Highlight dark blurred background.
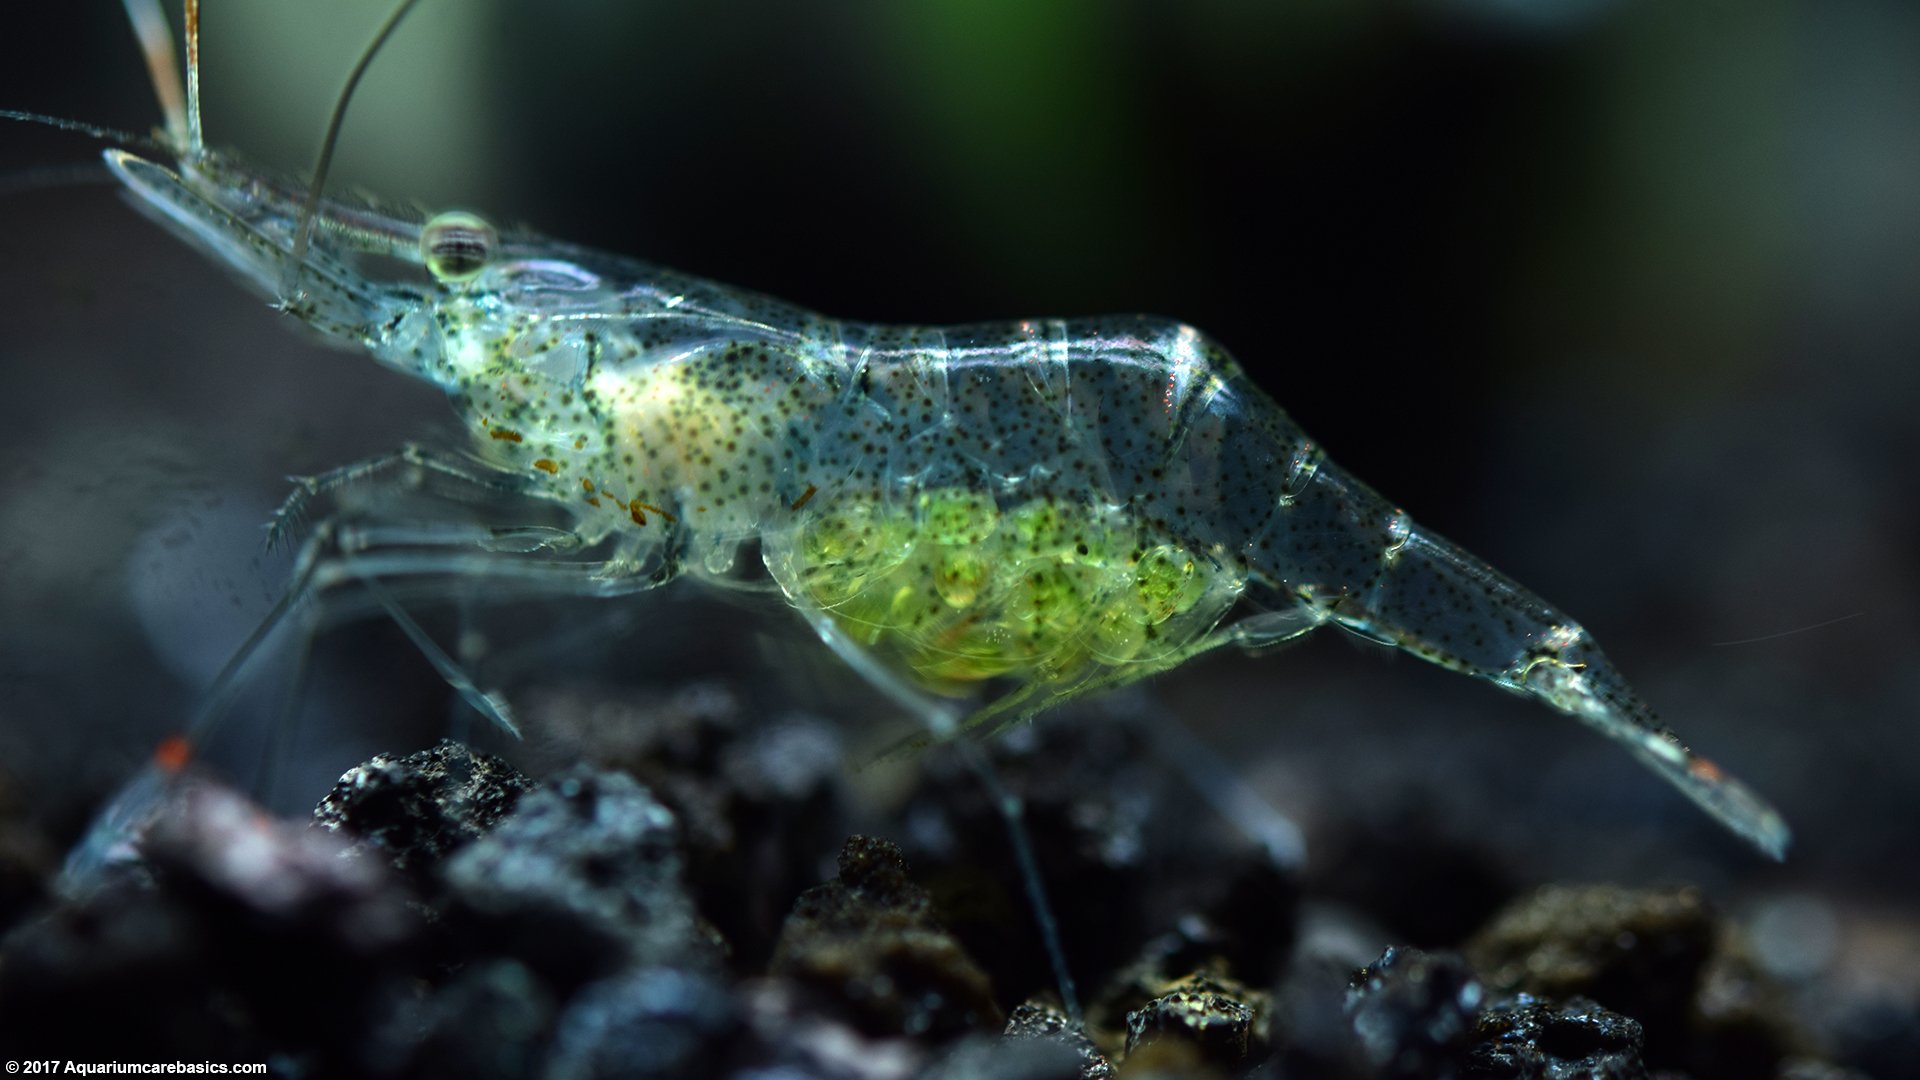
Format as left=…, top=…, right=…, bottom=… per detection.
left=0, top=0, right=1915, bottom=1025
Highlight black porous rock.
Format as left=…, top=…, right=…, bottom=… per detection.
left=1689, top=932, right=1810, bottom=1076
left=1462, top=994, right=1646, bottom=1080
left=0, top=779, right=422, bottom=1063
left=1124, top=970, right=1266, bottom=1072
left=769, top=834, right=1001, bottom=1041
left=1466, top=886, right=1713, bottom=1027
left=1464, top=884, right=1806, bottom=1075
left=145, top=780, right=421, bottom=950
left=1263, top=904, right=1396, bottom=1075
left=5, top=709, right=1881, bottom=1078
left=920, top=1030, right=1092, bottom=1080
left=895, top=709, right=1300, bottom=1005
left=389, top=958, right=557, bottom=1080
left=737, top=977, right=929, bottom=1079
left=442, top=764, right=720, bottom=989
left=543, top=966, right=740, bottom=1080
left=526, top=683, right=850, bottom=971
left=1004, top=1000, right=1115, bottom=1080
left=1088, top=861, right=1297, bottom=1034
left=0, top=870, right=242, bottom=1056
left=1344, top=946, right=1485, bottom=1079
left=313, top=738, right=534, bottom=880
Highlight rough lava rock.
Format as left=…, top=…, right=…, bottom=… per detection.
left=314, top=738, right=534, bottom=880
left=0, top=779, right=423, bottom=1063
left=0, top=722, right=1881, bottom=1078
left=1465, top=884, right=1806, bottom=1076
left=1465, top=885, right=1716, bottom=1034
left=1463, top=994, right=1648, bottom=1080
left=442, top=764, right=722, bottom=988
left=1123, top=970, right=1269, bottom=1071
left=770, top=834, right=1001, bottom=1041
left=1004, top=1000, right=1115, bottom=1079
left=525, top=683, right=851, bottom=971
left=542, top=966, right=740, bottom=1080
left=1344, top=946, right=1484, bottom=1079
left=896, top=710, right=1300, bottom=1006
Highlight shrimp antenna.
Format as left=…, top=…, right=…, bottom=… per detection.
left=0, top=0, right=180, bottom=158
left=285, top=0, right=426, bottom=300
left=0, top=110, right=166, bottom=154
left=121, top=0, right=192, bottom=152
left=182, top=0, right=204, bottom=153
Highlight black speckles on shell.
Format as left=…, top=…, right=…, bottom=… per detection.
left=441, top=271, right=1574, bottom=692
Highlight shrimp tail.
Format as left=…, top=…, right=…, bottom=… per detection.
left=1240, top=440, right=1790, bottom=859
left=1359, top=525, right=1792, bottom=859
left=1522, top=636, right=1792, bottom=860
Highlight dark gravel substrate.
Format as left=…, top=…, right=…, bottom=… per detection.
left=0, top=692, right=1906, bottom=1079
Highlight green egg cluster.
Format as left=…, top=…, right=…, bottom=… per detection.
left=781, top=488, right=1244, bottom=695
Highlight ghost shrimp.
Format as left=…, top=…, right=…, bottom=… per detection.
left=29, top=0, right=1788, bottom=866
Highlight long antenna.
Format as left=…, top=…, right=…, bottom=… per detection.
left=119, top=0, right=189, bottom=151
left=1, top=0, right=176, bottom=164
left=0, top=110, right=162, bottom=151
left=184, top=0, right=203, bottom=153
left=284, top=0, right=426, bottom=300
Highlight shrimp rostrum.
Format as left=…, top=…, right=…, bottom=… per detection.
left=84, top=6, right=1787, bottom=860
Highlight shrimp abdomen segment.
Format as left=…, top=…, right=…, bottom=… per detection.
left=1336, top=524, right=1573, bottom=679
left=1206, top=386, right=1789, bottom=856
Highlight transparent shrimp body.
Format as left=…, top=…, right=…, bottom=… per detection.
left=91, top=41, right=1787, bottom=861
left=410, top=250, right=1257, bottom=712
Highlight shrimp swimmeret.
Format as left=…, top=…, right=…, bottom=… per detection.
left=24, top=1, right=1787, bottom=863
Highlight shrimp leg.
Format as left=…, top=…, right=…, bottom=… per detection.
left=267, top=443, right=546, bottom=553
left=231, top=513, right=670, bottom=732
left=220, top=446, right=678, bottom=755
left=798, top=606, right=1083, bottom=1021
left=59, top=489, right=679, bottom=896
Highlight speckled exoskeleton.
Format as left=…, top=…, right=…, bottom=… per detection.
left=31, top=0, right=1787, bottom=864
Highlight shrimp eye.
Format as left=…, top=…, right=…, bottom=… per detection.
left=421, top=211, right=497, bottom=283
